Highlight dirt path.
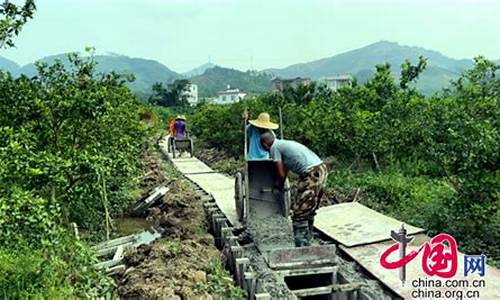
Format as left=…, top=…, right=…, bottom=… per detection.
left=114, top=146, right=244, bottom=299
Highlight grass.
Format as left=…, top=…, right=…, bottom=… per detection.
left=194, top=258, right=245, bottom=299
left=158, top=238, right=182, bottom=256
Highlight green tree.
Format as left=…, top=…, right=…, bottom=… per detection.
left=0, top=0, right=36, bottom=48
left=400, top=56, right=428, bottom=89
left=149, top=79, right=191, bottom=107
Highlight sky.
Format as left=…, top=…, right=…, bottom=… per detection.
left=2, top=0, right=499, bottom=72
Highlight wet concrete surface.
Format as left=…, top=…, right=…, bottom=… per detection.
left=245, top=245, right=297, bottom=299
left=247, top=208, right=295, bottom=254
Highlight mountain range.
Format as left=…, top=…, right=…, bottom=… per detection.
left=9, top=53, right=179, bottom=92
left=0, top=41, right=495, bottom=96
left=265, top=41, right=476, bottom=94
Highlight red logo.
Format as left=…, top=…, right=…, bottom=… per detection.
left=380, top=224, right=458, bottom=285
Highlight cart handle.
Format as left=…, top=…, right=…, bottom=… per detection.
left=244, top=108, right=248, bottom=160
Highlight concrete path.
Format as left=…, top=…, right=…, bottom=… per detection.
left=159, top=140, right=241, bottom=227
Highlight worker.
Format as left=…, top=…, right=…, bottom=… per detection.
left=167, top=117, right=176, bottom=152
left=260, top=132, right=328, bottom=247
left=174, top=115, right=187, bottom=139
left=168, top=118, right=176, bottom=137
left=242, top=111, right=278, bottom=160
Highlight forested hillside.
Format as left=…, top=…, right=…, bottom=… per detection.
left=17, top=53, right=180, bottom=92
left=189, top=66, right=272, bottom=97
left=266, top=41, right=474, bottom=94
left=0, top=56, right=19, bottom=74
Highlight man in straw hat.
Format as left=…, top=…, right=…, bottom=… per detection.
left=260, top=132, right=328, bottom=247
left=242, top=111, right=279, bottom=160
left=174, top=115, right=187, bottom=139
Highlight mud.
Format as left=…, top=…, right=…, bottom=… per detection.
left=146, top=180, right=204, bottom=239
left=117, top=238, right=219, bottom=299
left=115, top=144, right=242, bottom=299
left=139, top=149, right=167, bottom=197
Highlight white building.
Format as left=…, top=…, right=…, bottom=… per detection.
left=323, top=75, right=353, bottom=91
left=182, top=83, right=198, bottom=106
left=215, top=85, right=246, bottom=104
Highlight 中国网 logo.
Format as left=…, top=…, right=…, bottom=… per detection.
left=379, top=224, right=486, bottom=286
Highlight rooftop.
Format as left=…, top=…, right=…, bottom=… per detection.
left=324, top=74, right=352, bottom=81
left=271, top=76, right=311, bottom=82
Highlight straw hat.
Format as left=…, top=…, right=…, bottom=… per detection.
left=248, top=112, right=279, bottom=130
left=176, top=115, right=186, bottom=120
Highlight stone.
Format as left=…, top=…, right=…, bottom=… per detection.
left=192, top=270, right=207, bottom=283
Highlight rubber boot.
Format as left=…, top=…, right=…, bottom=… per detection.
left=293, top=221, right=310, bottom=247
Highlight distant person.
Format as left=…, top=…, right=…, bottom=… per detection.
left=242, top=111, right=278, bottom=160
left=168, top=118, right=176, bottom=137
left=167, top=117, right=176, bottom=152
left=261, top=132, right=327, bottom=247
left=174, top=115, right=187, bottom=139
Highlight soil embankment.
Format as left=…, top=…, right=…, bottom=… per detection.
left=114, top=147, right=243, bottom=299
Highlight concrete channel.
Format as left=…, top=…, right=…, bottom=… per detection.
left=159, top=140, right=398, bottom=300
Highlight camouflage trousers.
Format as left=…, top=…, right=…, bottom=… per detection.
left=292, top=163, right=328, bottom=222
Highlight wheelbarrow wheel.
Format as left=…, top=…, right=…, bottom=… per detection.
left=234, top=172, right=245, bottom=222
left=283, top=179, right=291, bottom=218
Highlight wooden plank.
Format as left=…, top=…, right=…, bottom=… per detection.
left=113, top=245, right=124, bottom=261
left=107, top=264, right=126, bottom=275
left=97, top=242, right=133, bottom=257
left=131, top=186, right=169, bottom=214
left=95, top=235, right=135, bottom=250
left=315, top=203, right=424, bottom=247
left=95, top=258, right=122, bottom=269
left=255, top=293, right=271, bottom=300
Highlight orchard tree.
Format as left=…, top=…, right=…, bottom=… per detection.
left=149, top=79, right=191, bottom=107
left=400, top=56, right=427, bottom=89
left=0, top=0, right=36, bottom=48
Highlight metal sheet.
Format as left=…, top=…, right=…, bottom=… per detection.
left=314, top=203, right=424, bottom=247
left=340, top=236, right=500, bottom=299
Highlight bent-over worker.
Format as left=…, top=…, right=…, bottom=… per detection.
left=261, top=132, right=328, bottom=247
